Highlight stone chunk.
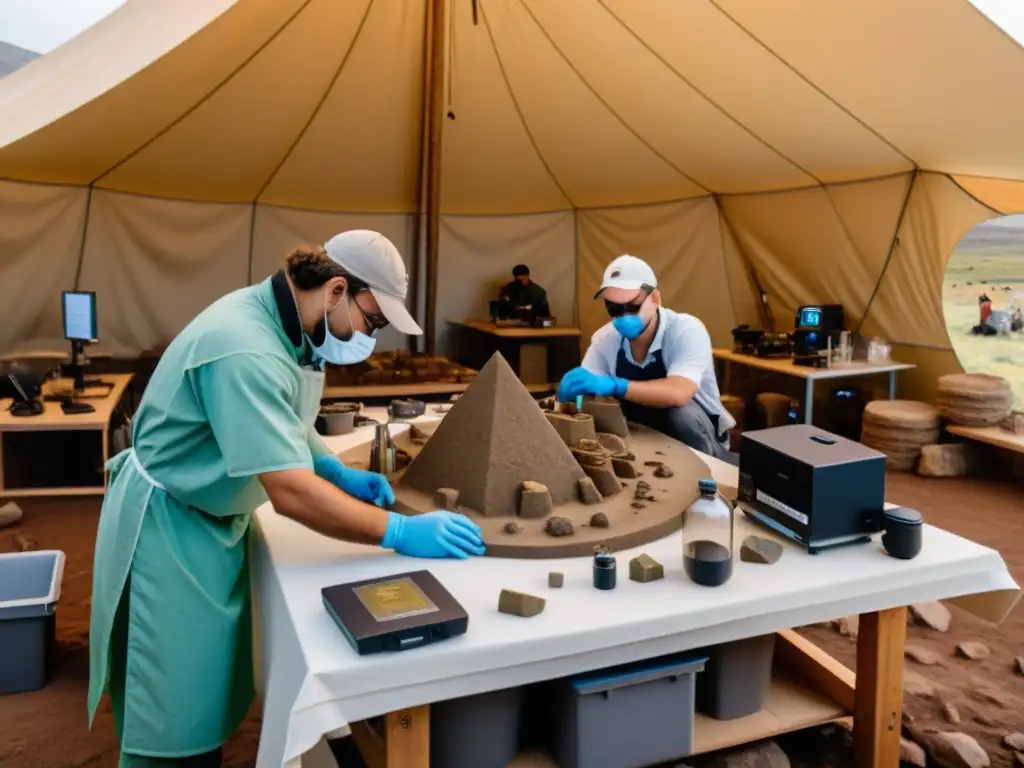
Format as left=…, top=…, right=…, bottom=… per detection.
left=918, top=443, right=969, bottom=478
left=740, top=535, right=783, bottom=565
left=653, top=464, right=674, bottom=478
left=901, top=737, right=927, bottom=767
left=1004, top=733, right=1024, bottom=751
left=0, top=501, right=23, bottom=529
left=956, top=641, right=990, bottom=660
left=581, top=397, right=630, bottom=437
left=910, top=601, right=952, bottom=632
left=545, top=410, right=597, bottom=447
left=433, top=487, right=460, bottom=509
left=596, top=432, right=628, bottom=455
left=589, top=512, right=609, bottom=528
left=905, top=644, right=941, bottom=665
left=629, top=554, right=664, bottom=583
left=519, top=480, right=553, bottom=519
left=926, top=731, right=990, bottom=768
left=498, top=589, right=545, bottom=618
left=503, top=522, right=520, bottom=535
left=583, top=463, right=622, bottom=497
left=611, top=457, right=637, bottom=478
left=544, top=516, right=574, bottom=537
left=548, top=571, right=564, bottom=588
left=1017, top=655, right=1024, bottom=676
left=942, top=700, right=962, bottom=724
left=577, top=477, right=603, bottom=505
left=835, top=615, right=859, bottom=639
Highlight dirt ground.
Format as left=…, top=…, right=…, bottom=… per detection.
left=0, top=471, right=1021, bottom=768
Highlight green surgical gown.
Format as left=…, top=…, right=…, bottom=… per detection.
left=88, top=277, right=332, bottom=758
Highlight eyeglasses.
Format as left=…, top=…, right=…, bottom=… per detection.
left=604, top=290, right=650, bottom=318
left=352, top=290, right=389, bottom=333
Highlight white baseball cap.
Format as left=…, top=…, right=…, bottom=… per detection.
left=594, top=254, right=658, bottom=299
left=324, top=230, right=422, bottom=335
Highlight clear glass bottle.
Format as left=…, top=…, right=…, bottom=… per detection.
left=682, top=478, right=734, bottom=587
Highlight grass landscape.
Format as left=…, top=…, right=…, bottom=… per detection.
left=942, top=214, right=1024, bottom=406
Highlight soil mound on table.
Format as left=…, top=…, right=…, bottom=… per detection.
left=397, top=353, right=586, bottom=516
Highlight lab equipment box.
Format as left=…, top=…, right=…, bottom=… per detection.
left=546, top=652, right=708, bottom=768
left=696, top=633, right=776, bottom=720
left=0, top=550, right=65, bottom=695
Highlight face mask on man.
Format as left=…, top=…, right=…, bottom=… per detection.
left=607, top=294, right=652, bottom=340
left=310, top=291, right=377, bottom=365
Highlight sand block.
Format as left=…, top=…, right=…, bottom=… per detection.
left=548, top=572, right=563, bottom=588
left=577, top=477, right=603, bottom=505
left=596, top=432, right=628, bottom=455
left=498, top=589, right=545, bottom=618
left=740, top=535, right=783, bottom=564
left=925, top=732, right=989, bottom=768
left=519, top=481, right=553, bottom=519
left=629, top=554, right=664, bottom=582
left=545, top=411, right=598, bottom=447
left=433, top=487, right=460, bottom=509
left=583, top=462, right=622, bottom=497
left=0, top=501, right=24, bottom=529
left=582, top=397, right=629, bottom=437
left=918, top=444, right=969, bottom=478
left=611, top=457, right=637, bottom=478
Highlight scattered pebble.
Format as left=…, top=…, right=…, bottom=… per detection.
left=1014, top=751, right=1024, bottom=768
left=903, top=670, right=936, bottom=698
left=0, top=501, right=24, bottom=529
left=1016, top=656, right=1024, bottom=676
left=653, top=464, right=674, bottom=478
left=835, top=615, right=859, bottom=639
left=503, top=522, right=519, bottom=535
left=910, top=601, right=952, bottom=632
left=905, top=644, right=941, bottom=665
left=13, top=534, right=37, bottom=552
left=589, top=512, right=609, bottom=529
left=544, top=516, right=574, bottom=537
left=957, top=641, right=991, bottom=661
left=926, top=731, right=990, bottom=768
left=739, top=535, right=783, bottom=565
left=643, top=460, right=662, bottom=467
left=942, top=700, right=962, bottom=724
left=901, top=737, right=927, bottom=767
left=631, top=501, right=646, bottom=509
left=1004, top=733, right=1024, bottom=751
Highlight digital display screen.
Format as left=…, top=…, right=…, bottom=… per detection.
left=63, top=291, right=97, bottom=341
left=354, top=576, right=439, bottom=623
left=799, top=307, right=822, bottom=328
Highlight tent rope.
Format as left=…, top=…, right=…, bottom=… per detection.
left=72, top=183, right=95, bottom=291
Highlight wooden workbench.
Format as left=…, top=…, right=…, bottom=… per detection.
left=0, top=374, right=133, bottom=498
left=448, top=318, right=581, bottom=388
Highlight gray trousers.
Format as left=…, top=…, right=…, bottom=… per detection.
left=655, top=401, right=739, bottom=466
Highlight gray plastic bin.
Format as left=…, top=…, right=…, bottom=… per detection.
left=696, top=633, right=775, bottom=720
left=0, top=550, right=65, bottom=695
left=430, top=686, right=524, bottom=768
left=551, top=653, right=708, bottom=768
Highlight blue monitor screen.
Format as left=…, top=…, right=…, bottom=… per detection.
left=799, top=307, right=822, bottom=328
left=63, top=291, right=97, bottom=342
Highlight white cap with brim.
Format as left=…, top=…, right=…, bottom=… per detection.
left=593, top=254, right=658, bottom=299
left=323, top=230, right=423, bottom=335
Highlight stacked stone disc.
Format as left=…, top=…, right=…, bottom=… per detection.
left=860, top=400, right=940, bottom=471
left=936, top=372, right=1013, bottom=426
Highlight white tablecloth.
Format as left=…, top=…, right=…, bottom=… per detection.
left=251, top=410, right=1020, bottom=768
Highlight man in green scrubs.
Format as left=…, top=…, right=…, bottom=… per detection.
left=89, top=231, right=485, bottom=766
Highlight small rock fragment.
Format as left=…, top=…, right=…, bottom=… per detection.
left=589, top=512, right=609, bottom=528
left=1017, top=656, right=1024, bottom=676
left=942, top=700, right=962, bottom=724
left=905, top=644, right=941, bottom=665
left=577, top=477, right=603, bottom=505
left=643, top=460, right=662, bottom=467
left=596, top=433, right=628, bottom=455
left=708, top=740, right=790, bottom=768
left=1004, top=733, right=1024, bottom=751
left=497, top=589, right=545, bottom=618
left=655, top=450, right=665, bottom=455
left=13, top=534, right=37, bottom=552
left=910, top=601, right=952, bottom=632
left=903, top=670, right=936, bottom=698
left=544, top=516, right=574, bottom=537
left=611, top=457, right=637, bottom=478
left=835, top=615, right=859, bottom=639
left=957, top=641, right=990, bottom=661
left=519, top=481, right=554, bottom=519
left=901, top=737, right=927, bottom=767
left=629, top=554, right=664, bottom=583
left=578, top=438, right=603, bottom=453
left=740, top=535, right=783, bottom=565
left=653, top=464, right=674, bottom=478
left=0, top=501, right=24, bottom=529
left=631, top=501, right=646, bottom=509
left=926, top=731, right=990, bottom=768
left=1014, top=751, right=1024, bottom=768
left=503, top=522, right=519, bottom=535
left=548, top=571, right=564, bottom=589
left=433, top=487, right=460, bottom=509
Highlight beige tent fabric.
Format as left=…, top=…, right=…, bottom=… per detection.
left=952, top=176, right=1024, bottom=216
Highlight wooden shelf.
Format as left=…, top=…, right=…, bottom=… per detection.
left=2, top=486, right=106, bottom=498
left=947, top=423, right=1024, bottom=455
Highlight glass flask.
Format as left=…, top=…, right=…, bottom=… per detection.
left=682, top=478, right=735, bottom=587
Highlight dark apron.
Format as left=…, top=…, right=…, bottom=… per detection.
left=614, top=345, right=728, bottom=444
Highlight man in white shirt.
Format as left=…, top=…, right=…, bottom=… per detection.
left=557, top=254, right=737, bottom=465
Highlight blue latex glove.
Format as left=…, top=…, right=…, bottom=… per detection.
left=313, top=455, right=395, bottom=508
left=382, top=511, right=487, bottom=559
left=557, top=366, right=628, bottom=403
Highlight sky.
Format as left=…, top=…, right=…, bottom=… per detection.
left=1, top=0, right=1023, bottom=53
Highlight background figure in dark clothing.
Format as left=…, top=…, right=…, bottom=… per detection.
left=497, top=264, right=550, bottom=319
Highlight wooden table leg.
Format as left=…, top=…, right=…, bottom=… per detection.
left=854, top=607, right=907, bottom=768
left=351, top=705, right=430, bottom=768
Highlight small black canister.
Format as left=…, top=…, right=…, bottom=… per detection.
left=881, top=507, right=923, bottom=560
left=593, top=546, right=616, bottom=590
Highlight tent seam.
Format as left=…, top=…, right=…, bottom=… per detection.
left=706, top=0, right=917, bottom=171
left=86, top=0, right=318, bottom=187
left=853, top=170, right=918, bottom=334
left=595, top=0, right=819, bottom=188
left=712, top=198, right=739, bottom=328
left=516, top=0, right=713, bottom=195
left=72, top=183, right=95, bottom=290
left=252, top=0, right=376, bottom=202
left=714, top=193, right=771, bottom=330
left=478, top=0, right=575, bottom=208
left=945, top=175, right=1005, bottom=217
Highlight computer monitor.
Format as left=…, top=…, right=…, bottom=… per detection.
left=62, top=291, right=98, bottom=343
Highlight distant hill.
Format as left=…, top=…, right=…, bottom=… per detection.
left=955, top=213, right=1024, bottom=254
left=0, top=41, right=39, bottom=77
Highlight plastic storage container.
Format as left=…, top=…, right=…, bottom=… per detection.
left=696, top=634, right=776, bottom=720
left=549, top=653, right=708, bottom=768
left=682, top=479, right=735, bottom=587
left=430, top=686, right=524, bottom=768
left=0, top=550, right=65, bottom=695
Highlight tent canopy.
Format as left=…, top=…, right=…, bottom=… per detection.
left=2, top=0, right=1023, bottom=399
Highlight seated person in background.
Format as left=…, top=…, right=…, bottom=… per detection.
left=496, top=264, right=550, bottom=319
left=557, top=255, right=737, bottom=465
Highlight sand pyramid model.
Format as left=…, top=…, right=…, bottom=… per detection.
left=398, top=353, right=586, bottom=516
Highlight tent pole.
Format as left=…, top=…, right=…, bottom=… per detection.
left=422, top=0, right=447, bottom=356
